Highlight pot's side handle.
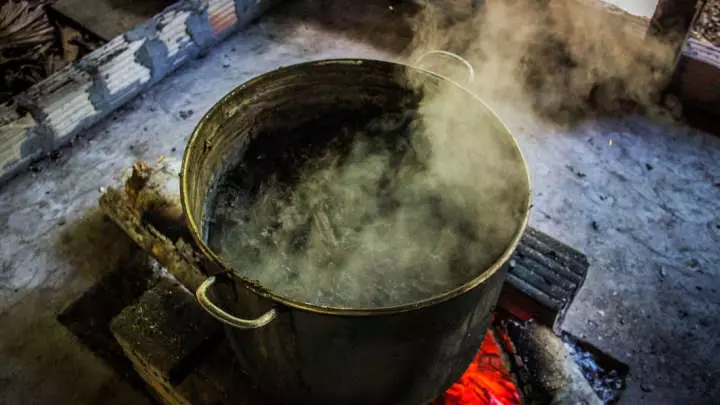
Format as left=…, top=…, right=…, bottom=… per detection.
left=414, top=50, right=475, bottom=84
left=196, top=276, right=278, bottom=329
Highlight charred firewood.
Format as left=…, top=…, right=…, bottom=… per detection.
left=123, top=160, right=193, bottom=245
left=99, top=160, right=206, bottom=292
left=502, top=319, right=603, bottom=405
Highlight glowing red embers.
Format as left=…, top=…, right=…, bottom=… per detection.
left=432, top=331, right=521, bottom=405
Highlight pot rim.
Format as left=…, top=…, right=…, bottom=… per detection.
left=180, top=58, right=532, bottom=316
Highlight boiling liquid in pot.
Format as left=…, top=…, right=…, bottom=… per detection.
left=206, top=112, right=494, bottom=309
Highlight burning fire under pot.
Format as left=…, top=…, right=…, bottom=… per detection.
left=430, top=310, right=628, bottom=405
left=66, top=57, right=628, bottom=405
left=432, top=325, right=521, bottom=405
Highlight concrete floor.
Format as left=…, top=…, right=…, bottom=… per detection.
left=1, top=1, right=718, bottom=404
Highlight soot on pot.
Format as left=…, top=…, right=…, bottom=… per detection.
left=205, top=96, right=524, bottom=309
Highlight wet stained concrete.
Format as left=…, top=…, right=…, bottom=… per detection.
left=0, top=1, right=718, bottom=404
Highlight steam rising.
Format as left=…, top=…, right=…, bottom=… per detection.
left=406, top=0, right=675, bottom=122
left=208, top=106, right=527, bottom=308
left=205, top=0, right=672, bottom=309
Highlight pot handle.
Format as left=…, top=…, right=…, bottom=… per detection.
left=414, top=50, right=475, bottom=84
left=195, top=276, right=279, bottom=329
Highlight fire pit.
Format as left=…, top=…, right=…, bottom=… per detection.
left=55, top=158, right=628, bottom=405
left=432, top=327, right=521, bottom=405
left=52, top=58, right=626, bottom=405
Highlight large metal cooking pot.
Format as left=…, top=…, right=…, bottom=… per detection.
left=180, top=58, right=531, bottom=405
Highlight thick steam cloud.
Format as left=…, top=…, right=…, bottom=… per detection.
left=406, top=0, right=676, bottom=122
left=207, top=96, right=528, bottom=309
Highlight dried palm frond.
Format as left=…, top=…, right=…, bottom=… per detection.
left=0, top=1, right=57, bottom=102
left=0, top=0, right=54, bottom=52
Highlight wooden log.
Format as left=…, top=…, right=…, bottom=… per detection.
left=99, top=185, right=207, bottom=292
left=100, top=185, right=206, bottom=289
left=504, top=320, right=603, bottom=405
